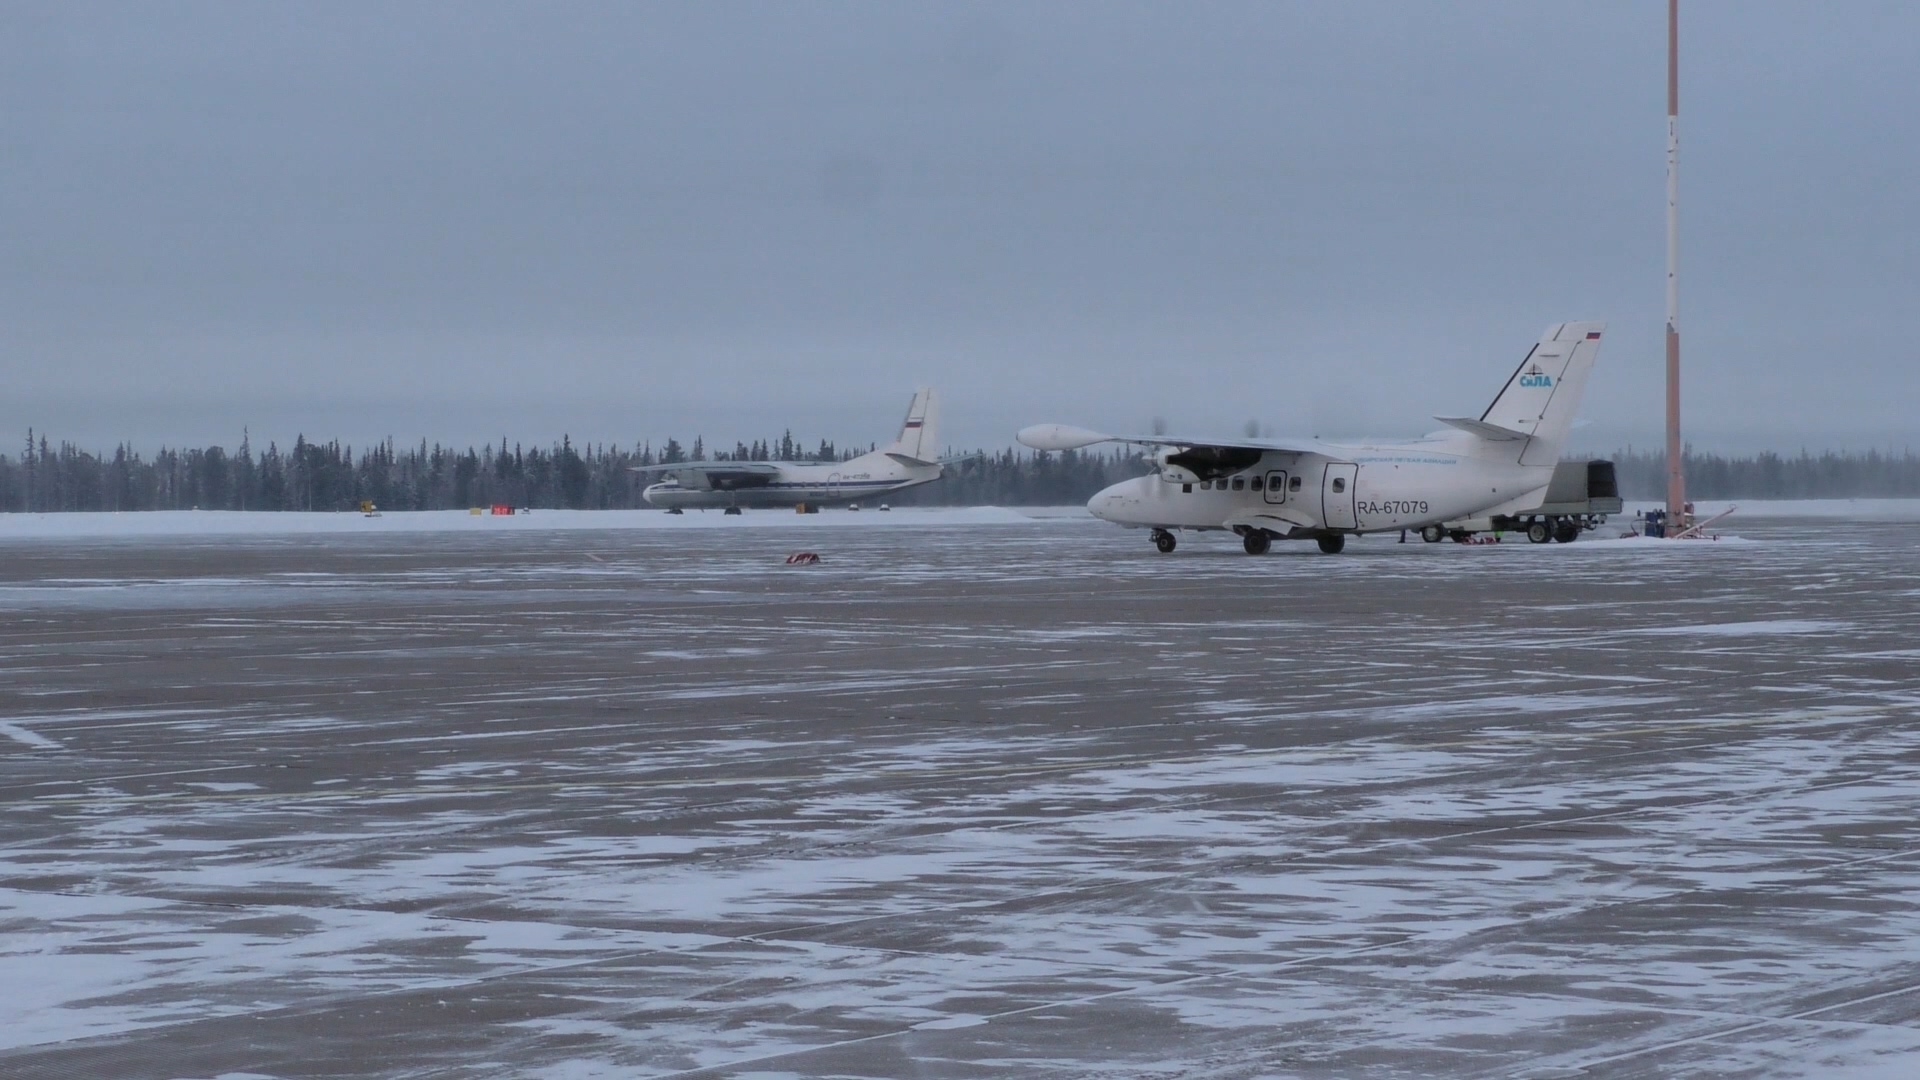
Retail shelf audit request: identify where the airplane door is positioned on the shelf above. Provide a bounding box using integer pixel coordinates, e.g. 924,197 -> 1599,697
827,472 -> 841,501
1322,463 -> 1359,530
1263,470 -> 1288,505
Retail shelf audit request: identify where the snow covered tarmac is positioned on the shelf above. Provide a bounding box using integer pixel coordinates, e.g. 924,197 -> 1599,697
3,510 -> 1919,1077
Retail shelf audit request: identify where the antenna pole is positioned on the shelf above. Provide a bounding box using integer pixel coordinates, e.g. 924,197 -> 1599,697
1665,0 -> 1686,527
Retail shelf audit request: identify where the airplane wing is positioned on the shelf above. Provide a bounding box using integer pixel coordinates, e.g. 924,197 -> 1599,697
628,462 -> 781,476
1016,424 -> 1329,456
628,461 -> 784,491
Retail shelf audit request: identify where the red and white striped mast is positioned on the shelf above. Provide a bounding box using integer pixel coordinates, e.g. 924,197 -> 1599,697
1665,0 -> 1687,526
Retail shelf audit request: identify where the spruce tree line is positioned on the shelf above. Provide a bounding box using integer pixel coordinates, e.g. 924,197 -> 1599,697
3,429 -> 1917,512
1599,447 -> 1920,501
0,429 -> 1146,512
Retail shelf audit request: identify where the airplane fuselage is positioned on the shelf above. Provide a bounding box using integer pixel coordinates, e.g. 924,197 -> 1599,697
1089,438 -> 1553,535
642,455 -> 942,510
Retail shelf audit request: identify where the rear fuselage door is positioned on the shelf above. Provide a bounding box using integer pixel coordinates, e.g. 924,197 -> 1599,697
1322,463 -> 1359,530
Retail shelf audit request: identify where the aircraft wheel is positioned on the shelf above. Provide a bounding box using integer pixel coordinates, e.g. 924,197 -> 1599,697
1316,534 -> 1346,555
666,508 -> 684,515
1152,529 -> 1177,554
1526,521 -> 1551,544
1420,525 -> 1445,543
724,506 -> 743,516
1553,519 -> 1581,543
1242,531 -> 1271,556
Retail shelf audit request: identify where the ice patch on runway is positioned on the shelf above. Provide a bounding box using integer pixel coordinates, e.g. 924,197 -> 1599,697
1629,619 -> 1848,637
0,723 -> 60,749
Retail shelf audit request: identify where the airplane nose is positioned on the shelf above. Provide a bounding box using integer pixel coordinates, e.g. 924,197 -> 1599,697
1087,483 -> 1125,521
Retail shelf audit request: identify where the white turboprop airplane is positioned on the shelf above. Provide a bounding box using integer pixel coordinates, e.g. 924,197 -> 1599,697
1017,322 -> 1605,554
635,389 -> 953,513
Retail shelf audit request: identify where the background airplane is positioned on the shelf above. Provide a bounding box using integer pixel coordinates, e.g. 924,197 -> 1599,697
634,389 -> 952,513
1017,323 -> 1605,553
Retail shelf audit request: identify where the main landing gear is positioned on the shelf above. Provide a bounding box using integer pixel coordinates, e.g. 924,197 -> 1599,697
1420,524 -> 1445,543
723,506 -> 743,516
1316,534 -> 1346,555
1526,517 -> 1583,543
1242,531 -> 1271,555
1151,529 -> 1177,553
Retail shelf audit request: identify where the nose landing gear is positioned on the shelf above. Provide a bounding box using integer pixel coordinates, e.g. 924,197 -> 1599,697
1151,529 -> 1177,553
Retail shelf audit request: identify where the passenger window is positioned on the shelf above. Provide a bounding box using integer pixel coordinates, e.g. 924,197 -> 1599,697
1231,477 -> 1245,491
1249,476 -> 1263,491
1289,476 -> 1302,491
1332,478 -> 1347,493
1200,479 -> 1212,490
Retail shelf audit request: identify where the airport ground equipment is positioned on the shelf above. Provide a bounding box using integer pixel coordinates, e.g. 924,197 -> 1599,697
1430,460 -> 1622,544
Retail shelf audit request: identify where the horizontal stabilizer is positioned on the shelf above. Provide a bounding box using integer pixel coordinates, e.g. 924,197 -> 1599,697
1434,416 -> 1529,441
885,452 -> 936,467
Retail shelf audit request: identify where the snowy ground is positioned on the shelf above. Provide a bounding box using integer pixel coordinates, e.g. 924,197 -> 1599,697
0,505 -> 1072,539
2,515 -> 1919,1077
0,496 -> 1915,541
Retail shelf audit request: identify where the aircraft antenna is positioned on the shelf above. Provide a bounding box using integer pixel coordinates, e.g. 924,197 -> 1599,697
1664,0 -> 1687,528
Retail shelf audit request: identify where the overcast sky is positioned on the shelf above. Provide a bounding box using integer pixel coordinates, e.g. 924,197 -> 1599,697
4,1 -> 1916,457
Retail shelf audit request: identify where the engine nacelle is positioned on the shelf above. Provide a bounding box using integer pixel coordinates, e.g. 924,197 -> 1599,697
1154,449 -> 1200,485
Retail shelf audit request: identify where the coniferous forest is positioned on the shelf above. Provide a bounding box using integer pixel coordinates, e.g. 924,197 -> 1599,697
1,430 -> 1916,513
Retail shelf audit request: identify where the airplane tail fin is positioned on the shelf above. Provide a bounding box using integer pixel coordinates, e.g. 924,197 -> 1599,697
885,389 -> 939,464
1474,322 -> 1605,466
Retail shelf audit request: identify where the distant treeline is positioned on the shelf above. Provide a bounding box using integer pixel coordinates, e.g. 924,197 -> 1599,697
1601,447 -> 1920,500
0,429 -> 1143,512
2,430 -> 1915,512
